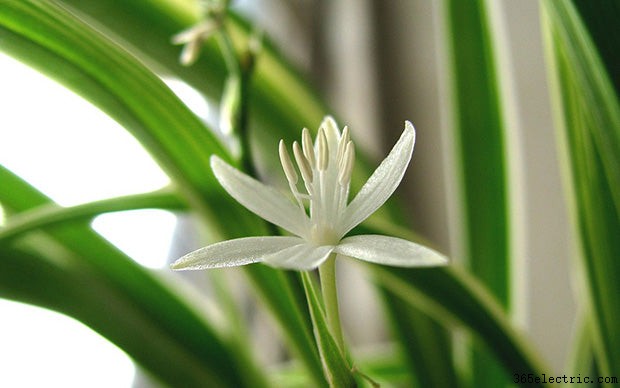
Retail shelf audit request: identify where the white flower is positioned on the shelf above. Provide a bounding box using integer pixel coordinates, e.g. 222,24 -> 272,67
171,20 -> 220,66
172,117 -> 448,271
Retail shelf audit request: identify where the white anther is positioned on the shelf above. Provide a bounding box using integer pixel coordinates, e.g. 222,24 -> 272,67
301,128 -> 315,167
293,141 -> 314,184
278,140 -> 298,185
338,141 -> 355,186
317,128 -> 329,171
336,126 -> 350,165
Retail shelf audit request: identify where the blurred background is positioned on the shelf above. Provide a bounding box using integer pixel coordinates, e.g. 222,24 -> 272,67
0,1 -> 576,386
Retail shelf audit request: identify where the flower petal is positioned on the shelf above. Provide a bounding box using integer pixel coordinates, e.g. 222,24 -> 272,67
211,155 -> 309,238
171,236 -> 304,270
334,234 -> 448,267
263,243 -> 334,270
339,122 -> 416,235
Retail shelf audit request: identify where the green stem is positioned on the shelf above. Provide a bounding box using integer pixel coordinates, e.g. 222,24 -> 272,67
319,254 -> 345,353
0,188 -> 184,244
301,271 -> 355,387
217,26 -> 240,77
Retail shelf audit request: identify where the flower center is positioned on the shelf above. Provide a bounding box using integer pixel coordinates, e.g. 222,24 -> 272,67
310,224 -> 340,246
278,123 -> 356,241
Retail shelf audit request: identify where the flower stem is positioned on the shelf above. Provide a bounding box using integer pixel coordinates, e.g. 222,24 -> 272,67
301,271 -> 355,387
319,253 -> 345,353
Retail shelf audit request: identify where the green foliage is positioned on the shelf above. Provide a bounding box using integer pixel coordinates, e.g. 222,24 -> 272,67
442,0 -> 513,385
542,0 -> 620,377
0,165 -> 248,388
0,0 -> 618,386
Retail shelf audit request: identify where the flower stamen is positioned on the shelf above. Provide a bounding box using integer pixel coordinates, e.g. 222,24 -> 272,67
293,141 -> 314,186
280,126 -> 359,238
279,140 -> 305,211
317,128 -> 329,171
279,140 -> 298,185
301,128 -> 316,167
336,126 -> 350,165
338,141 -> 355,186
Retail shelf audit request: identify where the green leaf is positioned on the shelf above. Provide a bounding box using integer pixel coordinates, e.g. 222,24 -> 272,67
543,1 -> 620,217
567,314 -> 598,376
270,344 -> 410,387
570,0 -> 620,100
0,166 -> 249,388
0,245 -> 241,387
0,2 -> 558,387
0,188 -> 184,243
301,272 -> 356,387
373,265 -> 548,386
443,0 -> 514,384
542,0 -> 620,376
379,287 -> 458,388
0,0 -> 258,239
0,188 -> 325,385
53,0 -> 401,222
0,3 -> 324,384
245,267 -> 327,387
57,0 -> 327,140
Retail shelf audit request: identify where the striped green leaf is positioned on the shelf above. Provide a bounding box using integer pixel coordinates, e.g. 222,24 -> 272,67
443,0 -> 514,385
0,2 -> 323,384
373,265 -> 548,386
0,165 -> 251,388
542,0 -> 620,376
